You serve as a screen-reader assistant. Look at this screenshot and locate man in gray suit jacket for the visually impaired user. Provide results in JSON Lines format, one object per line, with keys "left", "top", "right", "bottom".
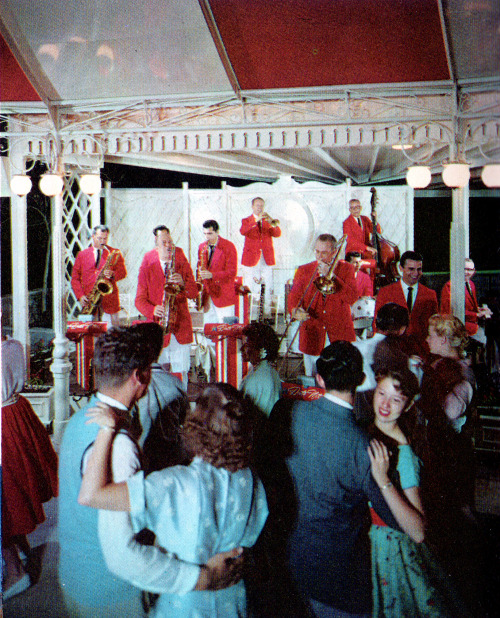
{"left": 283, "top": 341, "right": 401, "bottom": 617}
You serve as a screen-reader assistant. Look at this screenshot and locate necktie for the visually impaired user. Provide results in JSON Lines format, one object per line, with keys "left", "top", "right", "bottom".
{"left": 257, "top": 220, "right": 262, "bottom": 232}
{"left": 357, "top": 218, "right": 363, "bottom": 228}
{"left": 95, "top": 249, "right": 101, "bottom": 267}
{"left": 208, "top": 245, "right": 215, "bottom": 265}
{"left": 407, "top": 287, "right": 414, "bottom": 313}
{"left": 164, "top": 262, "right": 170, "bottom": 280}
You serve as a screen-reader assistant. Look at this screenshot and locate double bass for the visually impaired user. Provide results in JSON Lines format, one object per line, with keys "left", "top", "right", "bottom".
{"left": 370, "top": 187, "right": 400, "bottom": 291}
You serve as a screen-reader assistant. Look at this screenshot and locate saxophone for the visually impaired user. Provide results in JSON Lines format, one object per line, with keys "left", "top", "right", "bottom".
{"left": 161, "top": 247, "right": 182, "bottom": 332}
{"left": 81, "top": 248, "right": 121, "bottom": 315}
{"left": 195, "top": 247, "right": 208, "bottom": 311}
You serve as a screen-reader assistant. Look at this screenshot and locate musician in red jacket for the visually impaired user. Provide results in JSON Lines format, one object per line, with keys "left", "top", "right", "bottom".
{"left": 440, "top": 258, "right": 492, "bottom": 337}
{"left": 288, "top": 234, "right": 358, "bottom": 376}
{"left": 197, "top": 220, "right": 238, "bottom": 324}
{"left": 240, "top": 197, "right": 281, "bottom": 317}
{"left": 135, "top": 225, "right": 198, "bottom": 385}
{"left": 342, "top": 198, "right": 380, "bottom": 280}
{"left": 374, "top": 250, "right": 438, "bottom": 357}
{"left": 346, "top": 251, "right": 374, "bottom": 298}
{"left": 71, "top": 225, "right": 127, "bottom": 326}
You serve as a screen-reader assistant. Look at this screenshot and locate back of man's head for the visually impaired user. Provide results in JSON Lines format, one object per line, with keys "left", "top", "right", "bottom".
{"left": 94, "top": 323, "right": 163, "bottom": 391}
{"left": 316, "top": 341, "right": 364, "bottom": 392}
{"left": 376, "top": 302, "right": 409, "bottom": 334}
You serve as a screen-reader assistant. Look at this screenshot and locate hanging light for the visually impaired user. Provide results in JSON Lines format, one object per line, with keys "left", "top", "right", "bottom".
{"left": 481, "top": 164, "right": 500, "bottom": 188}
{"left": 406, "top": 166, "right": 431, "bottom": 189}
{"left": 39, "top": 173, "right": 64, "bottom": 196}
{"left": 442, "top": 163, "right": 470, "bottom": 188}
{"left": 79, "top": 173, "right": 102, "bottom": 195}
{"left": 10, "top": 174, "right": 32, "bottom": 196}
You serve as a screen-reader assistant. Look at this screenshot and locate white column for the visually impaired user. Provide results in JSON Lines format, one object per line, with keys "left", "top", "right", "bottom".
{"left": 9, "top": 156, "right": 30, "bottom": 374}
{"left": 50, "top": 167, "right": 72, "bottom": 445}
{"left": 449, "top": 186, "right": 469, "bottom": 324}
{"left": 89, "top": 189, "right": 101, "bottom": 226}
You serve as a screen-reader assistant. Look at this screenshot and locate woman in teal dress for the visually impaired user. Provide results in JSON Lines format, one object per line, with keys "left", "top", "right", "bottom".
{"left": 367, "top": 368, "right": 469, "bottom": 617}
{"left": 240, "top": 322, "right": 282, "bottom": 417}
{"left": 78, "top": 383, "right": 268, "bottom": 617}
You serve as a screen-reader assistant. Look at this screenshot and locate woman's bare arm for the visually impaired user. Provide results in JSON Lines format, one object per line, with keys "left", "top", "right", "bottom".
{"left": 368, "top": 439, "right": 425, "bottom": 543}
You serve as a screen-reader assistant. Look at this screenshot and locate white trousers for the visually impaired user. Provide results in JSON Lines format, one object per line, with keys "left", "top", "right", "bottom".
{"left": 203, "top": 299, "right": 235, "bottom": 325}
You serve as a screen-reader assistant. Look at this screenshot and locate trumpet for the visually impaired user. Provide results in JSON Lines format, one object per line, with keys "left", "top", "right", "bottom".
{"left": 262, "top": 212, "right": 280, "bottom": 227}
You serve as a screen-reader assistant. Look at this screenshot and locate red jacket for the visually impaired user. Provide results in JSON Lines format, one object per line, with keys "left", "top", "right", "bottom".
{"left": 240, "top": 215, "right": 281, "bottom": 266}
{"left": 198, "top": 237, "right": 237, "bottom": 308}
{"left": 288, "top": 260, "right": 358, "bottom": 355}
{"left": 343, "top": 214, "right": 380, "bottom": 256}
{"left": 355, "top": 270, "right": 374, "bottom": 298}
{"left": 135, "top": 247, "right": 197, "bottom": 345}
{"left": 71, "top": 245, "right": 127, "bottom": 314}
{"left": 440, "top": 280, "right": 479, "bottom": 336}
{"left": 375, "top": 281, "right": 438, "bottom": 353}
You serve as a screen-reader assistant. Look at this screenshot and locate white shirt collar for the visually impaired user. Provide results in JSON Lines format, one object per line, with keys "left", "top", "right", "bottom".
{"left": 400, "top": 280, "right": 419, "bottom": 295}
{"left": 323, "top": 392, "right": 353, "bottom": 410}
{"left": 96, "top": 392, "right": 128, "bottom": 411}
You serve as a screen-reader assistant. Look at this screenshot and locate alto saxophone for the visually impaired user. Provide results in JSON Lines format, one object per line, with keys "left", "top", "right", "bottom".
{"left": 161, "top": 247, "right": 182, "bottom": 332}
{"left": 195, "top": 247, "right": 208, "bottom": 311}
{"left": 81, "top": 248, "right": 121, "bottom": 315}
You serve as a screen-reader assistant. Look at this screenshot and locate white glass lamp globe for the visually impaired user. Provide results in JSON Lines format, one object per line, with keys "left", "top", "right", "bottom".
{"left": 442, "top": 163, "right": 470, "bottom": 188}
{"left": 10, "top": 174, "right": 32, "bottom": 196}
{"left": 39, "top": 173, "right": 64, "bottom": 196}
{"left": 481, "top": 164, "right": 500, "bottom": 188}
{"left": 406, "top": 166, "right": 431, "bottom": 189}
{"left": 80, "top": 174, "right": 102, "bottom": 195}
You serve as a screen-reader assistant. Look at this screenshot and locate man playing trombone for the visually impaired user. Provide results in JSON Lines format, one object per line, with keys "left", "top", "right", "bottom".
{"left": 288, "top": 234, "right": 358, "bottom": 376}
{"left": 240, "top": 197, "right": 281, "bottom": 319}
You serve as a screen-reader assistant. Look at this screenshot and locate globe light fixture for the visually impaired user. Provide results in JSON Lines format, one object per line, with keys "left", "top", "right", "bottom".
{"left": 39, "top": 173, "right": 64, "bottom": 196}
{"left": 10, "top": 174, "right": 32, "bottom": 196}
{"left": 481, "top": 164, "right": 500, "bottom": 188}
{"left": 406, "top": 166, "right": 431, "bottom": 189}
{"left": 80, "top": 173, "right": 102, "bottom": 195}
{"left": 442, "top": 163, "right": 470, "bottom": 188}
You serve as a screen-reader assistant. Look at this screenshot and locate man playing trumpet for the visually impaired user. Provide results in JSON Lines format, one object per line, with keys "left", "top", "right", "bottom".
{"left": 240, "top": 197, "right": 281, "bottom": 319}
{"left": 288, "top": 234, "right": 358, "bottom": 376}
{"left": 135, "top": 226, "right": 198, "bottom": 386}
{"left": 71, "top": 225, "right": 127, "bottom": 327}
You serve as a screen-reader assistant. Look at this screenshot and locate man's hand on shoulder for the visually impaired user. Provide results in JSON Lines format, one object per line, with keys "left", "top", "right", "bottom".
{"left": 194, "top": 547, "right": 244, "bottom": 591}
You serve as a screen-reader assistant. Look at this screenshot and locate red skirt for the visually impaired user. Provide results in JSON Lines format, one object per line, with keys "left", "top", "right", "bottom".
{"left": 1, "top": 395, "right": 58, "bottom": 543}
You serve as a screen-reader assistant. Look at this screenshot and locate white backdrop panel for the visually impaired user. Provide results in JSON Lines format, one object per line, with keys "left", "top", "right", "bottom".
{"left": 108, "top": 178, "right": 412, "bottom": 316}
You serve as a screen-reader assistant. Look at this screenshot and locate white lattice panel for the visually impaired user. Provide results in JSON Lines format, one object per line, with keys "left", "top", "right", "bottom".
{"left": 63, "top": 171, "right": 95, "bottom": 319}
{"left": 108, "top": 178, "right": 411, "bottom": 315}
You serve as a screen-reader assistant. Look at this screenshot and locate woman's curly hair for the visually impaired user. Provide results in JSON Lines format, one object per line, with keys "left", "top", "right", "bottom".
{"left": 182, "top": 383, "right": 253, "bottom": 472}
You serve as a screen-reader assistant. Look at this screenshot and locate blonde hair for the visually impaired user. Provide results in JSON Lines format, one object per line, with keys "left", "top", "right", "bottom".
{"left": 428, "top": 314, "right": 469, "bottom": 355}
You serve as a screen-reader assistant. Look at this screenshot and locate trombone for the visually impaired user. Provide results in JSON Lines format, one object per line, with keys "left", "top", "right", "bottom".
{"left": 279, "top": 235, "right": 347, "bottom": 368}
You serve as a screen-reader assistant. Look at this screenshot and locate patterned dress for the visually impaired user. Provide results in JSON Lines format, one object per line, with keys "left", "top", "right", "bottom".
{"left": 370, "top": 444, "right": 468, "bottom": 617}
{"left": 127, "top": 456, "right": 269, "bottom": 617}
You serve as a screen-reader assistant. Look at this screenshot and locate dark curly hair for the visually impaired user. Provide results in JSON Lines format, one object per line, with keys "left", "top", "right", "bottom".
{"left": 242, "top": 322, "right": 279, "bottom": 362}
{"left": 182, "top": 383, "right": 253, "bottom": 472}
{"left": 93, "top": 323, "right": 163, "bottom": 390}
